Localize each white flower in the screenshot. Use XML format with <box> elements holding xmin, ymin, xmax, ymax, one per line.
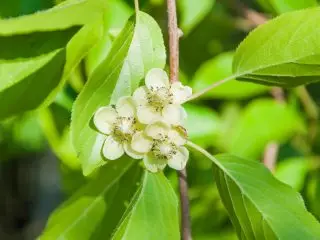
<box><xmin>131</xmin><ymin>121</ymin><xmax>189</xmax><ymax>172</ymax></box>
<box><xmin>93</xmin><ymin>96</ymin><xmax>144</xmax><ymax>160</ymax></box>
<box><xmin>132</xmin><ymin>68</ymin><xmax>192</xmax><ymax>125</ymax></box>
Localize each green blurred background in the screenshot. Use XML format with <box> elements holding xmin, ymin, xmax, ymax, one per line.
<box><xmin>0</xmin><ymin>0</ymin><xmax>319</xmax><ymax>239</ymax></box>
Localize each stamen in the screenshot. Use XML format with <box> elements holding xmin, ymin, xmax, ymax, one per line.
<box><xmin>151</xmin><ymin>138</ymin><xmax>179</xmax><ymax>161</ymax></box>
<box><xmin>146</xmin><ymin>86</ymin><xmax>173</xmax><ymax>112</ymax></box>
<box><xmin>111</xmin><ymin>116</ymin><xmax>137</xmax><ymax>143</ymax></box>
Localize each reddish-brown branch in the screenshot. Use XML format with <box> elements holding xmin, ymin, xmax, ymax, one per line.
<box><xmin>263</xmin><ymin>142</ymin><xmax>279</xmax><ymax>172</ymax></box>
<box><xmin>262</xmin><ymin>88</ymin><xmax>284</xmax><ymax>171</ymax></box>
<box><xmin>167</xmin><ymin>0</ymin><xmax>179</xmax><ymax>83</ymax></box>
<box><xmin>270</xmin><ymin>87</ymin><xmax>285</xmax><ymax>103</ymax></box>
<box><xmin>178</xmin><ymin>168</ymin><xmax>192</xmax><ymax>240</ymax></box>
<box><xmin>235</xmin><ymin>2</ymin><xmax>267</xmax><ymax>26</ymax></box>
<box><xmin>167</xmin><ymin>0</ymin><xmax>191</xmax><ymax>239</ymax></box>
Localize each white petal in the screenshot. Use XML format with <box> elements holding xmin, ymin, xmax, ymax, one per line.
<box><xmin>136</xmin><ymin>105</ymin><xmax>162</xmax><ymax>124</ymax></box>
<box><xmin>93</xmin><ymin>106</ymin><xmax>117</xmax><ymax>134</ymax></box>
<box><xmin>168</xmin><ymin>127</ymin><xmax>187</xmax><ymax>146</ymax></box>
<box><xmin>145</xmin><ymin>68</ymin><xmax>169</xmax><ymax>90</ymax></box>
<box><xmin>143</xmin><ymin>153</ymin><xmax>167</xmax><ymax>172</ymax></box>
<box><xmin>102</xmin><ymin>136</ymin><xmax>124</xmax><ymax>160</ymax></box>
<box><xmin>132</xmin><ymin>86</ymin><xmax>149</xmax><ymax>106</ymax></box>
<box><xmin>131</xmin><ymin>131</ymin><xmax>153</xmax><ymax>153</ymax></box>
<box><xmin>145</xmin><ymin>121</ymin><xmax>170</xmax><ymax>139</ymax></box>
<box><xmin>124</xmin><ymin>142</ymin><xmax>144</xmax><ymax>159</ymax></box>
<box><xmin>170</xmin><ymin>82</ymin><xmax>192</xmax><ymax>104</ymax></box>
<box><xmin>167</xmin><ymin>147</ymin><xmax>189</xmax><ymax>170</ymax></box>
<box><xmin>162</xmin><ymin>104</ymin><xmax>186</xmax><ymax>126</ymax></box>
<box><xmin>116</xmin><ymin>96</ymin><xmax>136</xmax><ymax>118</ymax></box>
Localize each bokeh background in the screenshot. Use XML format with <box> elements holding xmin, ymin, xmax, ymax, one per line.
<box><xmin>1</xmin><ymin>0</ymin><xmax>320</xmax><ymax>239</ymax></box>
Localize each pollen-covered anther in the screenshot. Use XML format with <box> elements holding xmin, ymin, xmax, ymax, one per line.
<box><xmin>132</xmin><ymin>68</ymin><xmax>192</xmax><ymax>125</ymax></box>
<box><xmin>131</xmin><ymin>121</ymin><xmax>189</xmax><ymax>172</ymax></box>
<box><xmin>93</xmin><ymin>96</ymin><xmax>144</xmax><ymax>161</ymax></box>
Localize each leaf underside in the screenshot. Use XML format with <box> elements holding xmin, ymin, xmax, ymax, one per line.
<box><xmin>213</xmin><ymin>154</ymin><xmax>320</xmax><ymax>240</ymax></box>
<box><xmin>233</xmin><ymin>7</ymin><xmax>320</xmax><ymax>87</ymax></box>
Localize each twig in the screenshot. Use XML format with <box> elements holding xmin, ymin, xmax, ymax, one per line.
<box><xmin>263</xmin><ymin>142</ymin><xmax>279</xmax><ymax>172</ymax></box>
<box><xmin>262</xmin><ymin>89</ymin><xmax>284</xmax><ymax>171</ymax></box>
<box><xmin>270</xmin><ymin>87</ymin><xmax>285</xmax><ymax>103</ymax></box>
<box><xmin>178</xmin><ymin>168</ymin><xmax>191</xmax><ymax>240</ymax></box>
<box><xmin>167</xmin><ymin>0</ymin><xmax>192</xmax><ymax>239</ymax></box>
<box><xmin>167</xmin><ymin>0</ymin><xmax>179</xmax><ymax>83</ymax></box>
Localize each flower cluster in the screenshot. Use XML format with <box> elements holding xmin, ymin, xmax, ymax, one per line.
<box><xmin>93</xmin><ymin>68</ymin><xmax>192</xmax><ymax>172</ymax></box>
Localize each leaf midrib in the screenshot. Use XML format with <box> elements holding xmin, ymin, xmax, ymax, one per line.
<box><xmin>50</xmin><ymin>162</ymin><xmax>134</xmax><ymax>239</ymax></box>
<box><xmin>192</xmin><ymin>147</ymin><xmax>310</xmax><ymax>238</ymax></box>
<box><xmin>215</xmin><ymin>159</ymin><xmax>316</xmax><ymax>238</ymax></box>
<box><xmin>75</xmin><ymin>25</ymin><xmax>134</xmax><ymax>144</ymax></box>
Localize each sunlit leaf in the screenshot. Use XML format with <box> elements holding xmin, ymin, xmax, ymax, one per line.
<box><xmin>85</xmin><ymin>0</ymin><xmax>133</xmax><ymax>77</ymax></box>
<box><xmin>233</xmin><ymin>8</ymin><xmax>320</xmax><ymax>87</ymax></box>
<box><xmin>0</xmin><ymin>0</ymin><xmax>104</xmax><ymax>34</ymax></box>
<box><xmin>256</xmin><ymin>0</ymin><xmax>318</xmax><ymax>14</ymax></box>
<box><xmin>213</xmin><ymin>154</ymin><xmax>320</xmax><ymax>239</ymax></box>
<box><xmin>179</xmin><ymin>0</ymin><xmax>215</xmax><ymax>34</ymax></box>
<box><xmin>40</xmin><ymin>159</ymin><xmax>142</xmax><ymax>239</ymax></box>
<box><xmin>112</xmin><ymin>172</ymin><xmax>180</xmax><ymax>240</ymax></box>
<box><xmin>0</xmin><ymin>0</ymin><xmax>105</xmax><ymax>119</ymax></box>
<box><xmin>187</xmin><ymin>145</ymin><xmax>320</xmax><ymax>239</ymax></box>
<box><xmin>71</xmin><ymin>11</ymin><xmax>166</xmax><ymax>175</ymax></box>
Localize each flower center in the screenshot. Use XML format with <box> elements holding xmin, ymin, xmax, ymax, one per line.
<box><xmin>147</xmin><ymin>87</ymin><xmax>173</xmax><ymax>111</ymax></box>
<box><xmin>151</xmin><ymin>139</ymin><xmax>177</xmax><ymax>160</ymax></box>
<box><xmin>112</xmin><ymin>117</ymin><xmax>136</xmax><ymax>142</ymax></box>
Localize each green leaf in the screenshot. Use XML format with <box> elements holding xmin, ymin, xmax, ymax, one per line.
<box><xmin>0</xmin><ymin>112</ymin><xmax>45</xmax><ymax>159</ymax></box>
<box><xmin>39</xmin><ymin>103</ymin><xmax>79</xmax><ymax>169</ymax></box>
<box><xmin>0</xmin><ymin>0</ymin><xmax>104</xmax><ymax>35</ymax></box>
<box><xmin>225</xmin><ymin>99</ymin><xmax>305</xmax><ymax>159</ymax></box>
<box><xmin>275</xmin><ymin>157</ymin><xmax>310</xmax><ymax>191</ymax></box>
<box><xmin>71</xmin><ymin>11</ymin><xmax>166</xmax><ymax>176</ymax></box>
<box><xmin>11</xmin><ymin>112</ymin><xmax>46</xmax><ymax>152</ymax></box>
<box><xmin>184</xmin><ymin>104</ymin><xmax>220</xmax><ymax>147</ymax></box>
<box><xmin>307</xmin><ymin>172</ymin><xmax>320</xmax><ymax>220</ymax></box>
<box><xmin>191</xmin><ymin>52</ymin><xmax>267</xmax><ymax>99</ymax></box>
<box><xmin>233</xmin><ymin>8</ymin><xmax>320</xmax><ymax>87</ymax></box>
<box><xmin>112</xmin><ymin>172</ymin><xmax>180</xmax><ymax>240</ymax></box>
<box><xmin>255</xmin><ymin>0</ymin><xmax>274</xmax><ymax>13</ymax></box>
<box><xmin>0</xmin><ymin>50</ymin><xmax>64</xmax><ymax>119</ymax></box>
<box><xmin>85</xmin><ymin>0</ymin><xmax>133</xmax><ymax>77</ymax></box>
<box><xmin>257</xmin><ymin>0</ymin><xmax>318</xmax><ymax>14</ymax></box>
<box><xmin>179</xmin><ymin>0</ymin><xmax>215</xmax><ymax>34</ymax></box>
<box><xmin>274</xmin><ymin>0</ymin><xmax>318</xmax><ymax>14</ymax></box>
<box><xmin>187</xmin><ymin>143</ymin><xmax>320</xmax><ymax>239</ymax></box>
<box><xmin>40</xmin><ymin>159</ymin><xmax>143</xmax><ymax>239</ymax></box>
<box><xmin>213</xmin><ymin>154</ymin><xmax>320</xmax><ymax>239</ymax></box>
<box><xmin>0</xmin><ymin>0</ymin><xmax>105</xmax><ymax>120</ymax></box>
